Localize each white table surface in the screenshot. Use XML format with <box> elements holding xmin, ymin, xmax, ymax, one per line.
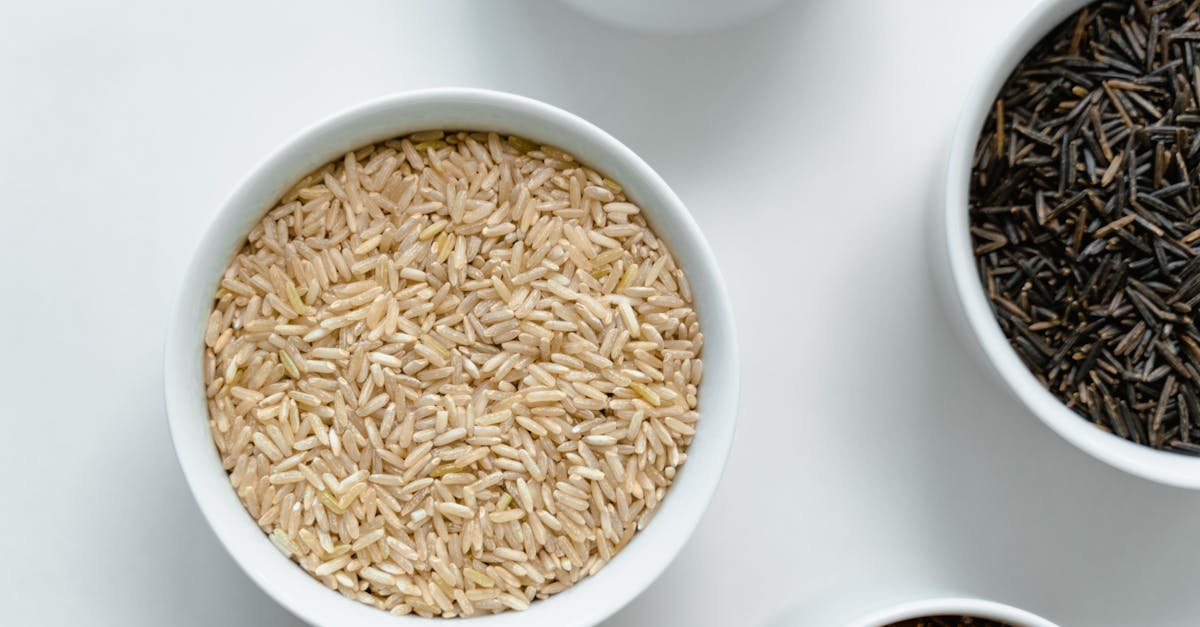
<box><xmin>5</xmin><ymin>1</ymin><xmax>1199</xmax><ymax>625</ymax></box>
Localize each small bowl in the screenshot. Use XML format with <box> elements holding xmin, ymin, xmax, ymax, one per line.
<box><xmin>937</xmin><ymin>0</ymin><xmax>1200</xmax><ymax>488</ymax></box>
<box><xmin>847</xmin><ymin>597</ymin><xmax>1058</xmax><ymax>627</ymax></box>
<box><xmin>164</xmin><ymin>88</ymin><xmax>739</xmax><ymax>626</ymax></box>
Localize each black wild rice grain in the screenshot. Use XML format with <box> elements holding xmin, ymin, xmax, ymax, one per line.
<box><xmin>970</xmin><ymin>0</ymin><xmax>1200</xmax><ymax>453</ymax></box>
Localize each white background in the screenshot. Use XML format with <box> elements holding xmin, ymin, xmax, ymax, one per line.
<box><xmin>3</xmin><ymin>1</ymin><xmax>1199</xmax><ymax>625</ymax></box>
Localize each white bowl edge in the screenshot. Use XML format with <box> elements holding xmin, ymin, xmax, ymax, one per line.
<box><xmin>845</xmin><ymin>597</ymin><xmax>1059</xmax><ymax>627</ymax></box>
<box><xmin>164</xmin><ymin>88</ymin><xmax>740</xmax><ymax>626</ymax></box>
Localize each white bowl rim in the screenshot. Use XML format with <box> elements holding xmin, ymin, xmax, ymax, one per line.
<box><xmin>845</xmin><ymin>596</ymin><xmax>1058</xmax><ymax>627</ymax></box>
<box><xmin>164</xmin><ymin>87</ymin><xmax>740</xmax><ymax>626</ymax></box>
<box><xmin>943</xmin><ymin>0</ymin><xmax>1200</xmax><ymax>489</ymax></box>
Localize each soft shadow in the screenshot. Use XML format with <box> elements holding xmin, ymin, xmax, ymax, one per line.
<box><xmin>896</xmin><ymin>153</ymin><xmax>1200</xmax><ymax>626</ymax></box>
<box><xmin>755</xmin><ymin>147</ymin><xmax>1200</xmax><ymax>627</ymax></box>
<box><xmin>458</xmin><ymin>0</ymin><xmax>832</xmax><ymax>220</ymax></box>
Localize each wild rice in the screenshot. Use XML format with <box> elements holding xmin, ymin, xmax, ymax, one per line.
<box><xmin>204</xmin><ymin>130</ymin><xmax>703</xmax><ymax>617</ymax></box>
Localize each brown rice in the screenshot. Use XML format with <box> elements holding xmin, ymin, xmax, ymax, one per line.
<box><xmin>204</xmin><ymin>130</ymin><xmax>702</xmax><ymax>617</ymax></box>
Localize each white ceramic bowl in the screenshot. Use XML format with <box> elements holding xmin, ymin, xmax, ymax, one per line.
<box><xmin>846</xmin><ymin>597</ymin><xmax>1058</xmax><ymax>627</ymax></box>
<box><xmin>937</xmin><ymin>0</ymin><xmax>1200</xmax><ymax>489</ymax></box>
<box><xmin>164</xmin><ymin>88</ymin><xmax>739</xmax><ymax>626</ymax></box>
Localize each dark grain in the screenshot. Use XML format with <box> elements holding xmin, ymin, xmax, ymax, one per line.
<box><xmin>970</xmin><ymin>0</ymin><xmax>1200</xmax><ymax>452</ymax></box>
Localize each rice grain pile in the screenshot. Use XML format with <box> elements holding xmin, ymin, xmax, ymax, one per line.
<box><xmin>203</xmin><ymin>130</ymin><xmax>702</xmax><ymax>617</ymax></box>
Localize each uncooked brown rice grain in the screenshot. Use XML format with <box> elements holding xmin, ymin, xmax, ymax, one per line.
<box><xmin>204</xmin><ymin>131</ymin><xmax>702</xmax><ymax>618</ymax></box>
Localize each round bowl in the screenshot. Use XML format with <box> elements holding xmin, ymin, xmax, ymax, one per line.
<box><xmin>938</xmin><ymin>0</ymin><xmax>1200</xmax><ymax>488</ymax></box>
<box><xmin>846</xmin><ymin>597</ymin><xmax>1058</xmax><ymax>627</ymax></box>
<box><xmin>164</xmin><ymin>88</ymin><xmax>739</xmax><ymax>626</ymax></box>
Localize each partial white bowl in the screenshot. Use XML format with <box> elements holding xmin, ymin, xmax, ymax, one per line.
<box><xmin>847</xmin><ymin>597</ymin><xmax>1058</xmax><ymax>627</ymax></box>
<box><xmin>164</xmin><ymin>88</ymin><xmax>739</xmax><ymax>626</ymax></box>
<box><xmin>559</xmin><ymin>0</ymin><xmax>786</xmax><ymax>34</ymax></box>
<box><xmin>937</xmin><ymin>0</ymin><xmax>1200</xmax><ymax>488</ymax></box>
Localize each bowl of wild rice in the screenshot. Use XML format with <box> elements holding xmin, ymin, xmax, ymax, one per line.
<box><xmin>846</xmin><ymin>598</ymin><xmax>1057</xmax><ymax>627</ymax></box>
<box><xmin>164</xmin><ymin>88</ymin><xmax>738</xmax><ymax>625</ymax></box>
<box><xmin>939</xmin><ymin>0</ymin><xmax>1200</xmax><ymax>487</ymax></box>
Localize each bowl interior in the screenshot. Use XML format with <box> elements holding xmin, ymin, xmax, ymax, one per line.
<box><xmin>164</xmin><ymin>89</ymin><xmax>739</xmax><ymax>626</ymax></box>
<box><xmin>943</xmin><ymin>0</ymin><xmax>1200</xmax><ymax>488</ymax></box>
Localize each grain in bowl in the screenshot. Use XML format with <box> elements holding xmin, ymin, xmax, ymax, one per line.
<box><xmin>203</xmin><ymin>130</ymin><xmax>702</xmax><ymax>617</ymax></box>
<box><xmin>969</xmin><ymin>1</ymin><xmax>1200</xmax><ymax>453</ymax></box>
